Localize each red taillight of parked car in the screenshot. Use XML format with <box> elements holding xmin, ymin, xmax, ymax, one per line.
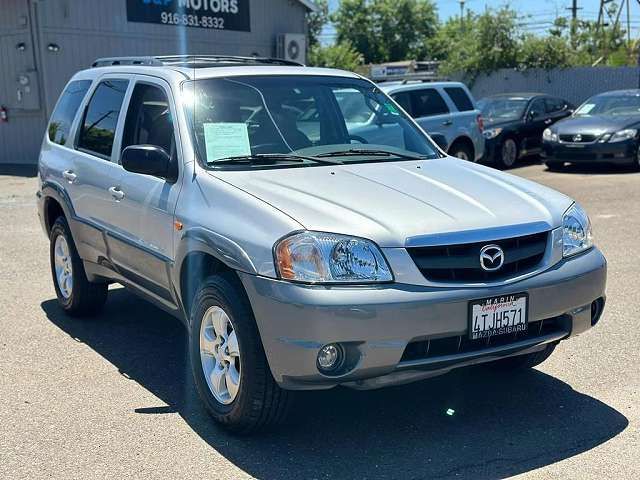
<box><xmin>476</xmin><ymin>114</ymin><xmax>484</xmax><ymax>132</ymax></box>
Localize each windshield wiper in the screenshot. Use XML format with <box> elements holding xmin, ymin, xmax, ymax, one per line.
<box><xmin>315</xmin><ymin>148</ymin><xmax>425</xmax><ymax>160</ymax></box>
<box><xmin>212</xmin><ymin>153</ymin><xmax>342</xmax><ymax>166</ymax></box>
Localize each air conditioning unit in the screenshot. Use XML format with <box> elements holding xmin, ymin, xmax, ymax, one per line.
<box><xmin>276</xmin><ymin>33</ymin><xmax>306</xmax><ymax>64</ymax></box>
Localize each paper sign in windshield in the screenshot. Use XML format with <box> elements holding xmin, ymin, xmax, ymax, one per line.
<box><xmin>576</xmin><ymin>103</ymin><xmax>595</xmax><ymax>115</ymax></box>
<box><xmin>203</xmin><ymin>123</ymin><xmax>251</xmax><ymax>162</ymax></box>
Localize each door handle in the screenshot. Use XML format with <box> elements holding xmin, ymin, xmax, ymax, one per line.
<box><xmin>62</xmin><ymin>170</ymin><xmax>77</xmax><ymax>183</ymax></box>
<box><xmin>108</xmin><ymin>186</ymin><xmax>125</xmax><ymax>201</ymax></box>
<box><xmin>442</xmin><ymin>120</ymin><xmax>453</xmax><ymax>126</ymax></box>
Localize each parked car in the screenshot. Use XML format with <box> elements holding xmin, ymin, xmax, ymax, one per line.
<box><xmin>379</xmin><ymin>81</ymin><xmax>485</xmax><ymax>162</ymax></box>
<box><xmin>542</xmin><ymin>89</ymin><xmax>640</xmax><ymax>170</ymax></box>
<box><xmin>478</xmin><ymin>93</ymin><xmax>574</xmax><ymax>168</ymax></box>
<box><xmin>38</xmin><ymin>56</ymin><xmax>606</xmax><ymax>433</ymax></box>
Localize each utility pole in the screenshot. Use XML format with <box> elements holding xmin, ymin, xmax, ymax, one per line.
<box><xmin>459</xmin><ymin>0</ymin><xmax>465</xmax><ymax>31</ymax></box>
<box><xmin>567</xmin><ymin>0</ymin><xmax>582</xmax><ymax>48</ymax></box>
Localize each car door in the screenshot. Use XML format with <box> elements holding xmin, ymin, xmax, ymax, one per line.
<box><xmin>106</xmin><ymin>76</ymin><xmax>182</xmax><ymax>303</ymax></box>
<box><xmin>404</xmin><ymin>87</ymin><xmax>453</xmax><ymax>147</ymax></box>
<box><xmin>71</xmin><ymin>76</ymin><xmax>132</xmax><ymax>264</ymax></box>
<box><xmin>521</xmin><ymin>97</ymin><xmax>548</xmax><ymax>155</ymax></box>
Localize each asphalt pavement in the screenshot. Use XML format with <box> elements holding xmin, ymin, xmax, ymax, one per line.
<box><xmin>0</xmin><ymin>160</ymin><xmax>638</xmax><ymax>480</ymax></box>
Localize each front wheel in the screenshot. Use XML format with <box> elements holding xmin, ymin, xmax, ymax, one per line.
<box><xmin>49</xmin><ymin>216</ymin><xmax>108</xmax><ymax>316</ymax></box>
<box><xmin>189</xmin><ymin>274</ymin><xmax>293</xmax><ymax>433</ymax></box>
<box><xmin>545</xmin><ymin>161</ymin><xmax>565</xmax><ymax>171</ymax></box>
<box><xmin>498</xmin><ymin>138</ymin><xmax>518</xmax><ymax>169</ymax></box>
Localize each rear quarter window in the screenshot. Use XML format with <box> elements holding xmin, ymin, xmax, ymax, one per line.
<box><xmin>444</xmin><ymin>87</ymin><xmax>475</xmax><ymax>112</ymax></box>
<box><xmin>47</xmin><ymin>80</ymin><xmax>92</xmax><ymax>146</ymax></box>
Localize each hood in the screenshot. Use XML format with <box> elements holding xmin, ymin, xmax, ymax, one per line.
<box><xmin>554</xmin><ymin>114</ymin><xmax>640</xmax><ymax>136</ymax></box>
<box><xmin>210</xmin><ymin>158</ymin><xmax>573</xmax><ymax>247</ymax></box>
<box><xmin>483</xmin><ymin>117</ymin><xmax>522</xmax><ymax>129</ymax></box>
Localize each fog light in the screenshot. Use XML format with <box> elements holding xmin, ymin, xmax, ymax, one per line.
<box><xmin>317</xmin><ymin>343</ymin><xmax>343</xmax><ymax>372</ymax></box>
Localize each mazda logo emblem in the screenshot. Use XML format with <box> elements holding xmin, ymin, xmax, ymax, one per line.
<box><xmin>479</xmin><ymin>244</ymin><xmax>505</xmax><ymax>271</ymax></box>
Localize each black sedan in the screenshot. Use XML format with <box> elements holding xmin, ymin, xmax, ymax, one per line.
<box><xmin>542</xmin><ymin>89</ymin><xmax>640</xmax><ymax>171</ymax></box>
<box><xmin>478</xmin><ymin>93</ymin><xmax>573</xmax><ymax>168</ymax></box>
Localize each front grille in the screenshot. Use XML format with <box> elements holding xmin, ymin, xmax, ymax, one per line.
<box><xmin>559</xmin><ymin>134</ymin><xmax>597</xmax><ymax>143</ymax></box>
<box><xmin>407</xmin><ymin>231</ymin><xmax>548</xmax><ymax>283</ymax></box>
<box><xmin>400</xmin><ymin>316</ymin><xmax>567</xmax><ymax>363</ymax></box>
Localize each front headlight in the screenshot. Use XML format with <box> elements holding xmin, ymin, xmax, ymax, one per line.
<box><xmin>275</xmin><ymin>231</ymin><xmax>393</xmax><ymax>284</ymax></box>
<box><xmin>483</xmin><ymin>127</ymin><xmax>502</xmax><ymax>139</ymax></box>
<box><xmin>562</xmin><ymin>203</ymin><xmax>593</xmax><ymax>257</ymax></box>
<box><xmin>543</xmin><ymin>128</ymin><xmax>558</xmax><ymax>142</ymax></box>
<box><xmin>609</xmin><ymin>128</ymin><xmax>637</xmax><ymax>143</ymax></box>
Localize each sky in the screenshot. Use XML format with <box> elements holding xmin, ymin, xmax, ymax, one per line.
<box><xmin>320</xmin><ymin>0</ymin><xmax>640</xmax><ymax>44</ymax></box>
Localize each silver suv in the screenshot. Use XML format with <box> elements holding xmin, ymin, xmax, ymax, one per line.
<box><xmin>379</xmin><ymin>81</ymin><xmax>485</xmax><ymax>162</ymax></box>
<box><xmin>38</xmin><ymin>56</ymin><xmax>606</xmax><ymax>433</ymax></box>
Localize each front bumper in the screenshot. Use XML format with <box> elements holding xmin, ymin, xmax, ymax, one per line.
<box><xmin>240</xmin><ymin>247</ymin><xmax>606</xmax><ymax>390</ymax></box>
<box><xmin>542</xmin><ymin>138</ymin><xmax>636</xmax><ymax>164</ymax></box>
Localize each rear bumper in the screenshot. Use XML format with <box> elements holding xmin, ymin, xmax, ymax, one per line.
<box><xmin>240</xmin><ymin>247</ymin><xmax>607</xmax><ymax>390</ymax></box>
<box><xmin>542</xmin><ymin>139</ymin><xmax>636</xmax><ymax>164</ymax></box>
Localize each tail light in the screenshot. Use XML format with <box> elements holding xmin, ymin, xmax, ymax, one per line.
<box><xmin>0</xmin><ymin>106</ymin><xmax>7</xmax><ymax>123</ymax></box>
<box><xmin>476</xmin><ymin>114</ymin><xmax>484</xmax><ymax>132</ymax></box>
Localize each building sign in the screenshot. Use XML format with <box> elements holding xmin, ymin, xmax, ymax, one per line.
<box><xmin>126</xmin><ymin>0</ymin><xmax>251</xmax><ymax>32</ymax></box>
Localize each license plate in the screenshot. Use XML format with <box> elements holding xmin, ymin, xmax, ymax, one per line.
<box><xmin>469</xmin><ymin>293</ymin><xmax>528</xmax><ymax>340</ymax></box>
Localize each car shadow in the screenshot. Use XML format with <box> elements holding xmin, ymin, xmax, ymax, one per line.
<box><xmin>546</xmin><ymin>162</ymin><xmax>639</xmax><ymax>175</ymax></box>
<box><xmin>41</xmin><ymin>289</ymin><xmax>628</xmax><ymax>480</ymax></box>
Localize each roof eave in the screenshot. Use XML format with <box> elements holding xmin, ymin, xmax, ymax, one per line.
<box><xmin>297</xmin><ymin>0</ymin><xmax>319</xmax><ymax>12</ymax></box>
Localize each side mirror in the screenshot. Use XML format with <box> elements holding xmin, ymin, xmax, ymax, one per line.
<box><xmin>121</xmin><ymin>145</ymin><xmax>177</xmax><ymax>182</ymax></box>
<box><xmin>430</xmin><ymin>133</ymin><xmax>448</xmax><ymax>151</ymax></box>
<box><xmin>527</xmin><ymin>110</ymin><xmax>539</xmax><ymax>121</ymax></box>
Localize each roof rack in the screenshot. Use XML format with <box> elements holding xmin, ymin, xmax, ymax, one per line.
<box><xmin>92</xmin><ymin>55</ymin><xmax>304</xmax><ymax>68</ymax></box>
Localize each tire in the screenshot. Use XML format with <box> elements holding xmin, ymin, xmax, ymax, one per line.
<box><xmin>49</xmin><ymin>216</ymin><xmax>108</xmax><ymax>317</ymax></box>
<box><xmin>491</xmin><ymin>343</ymin><xmax>556</xmax><ymax>370</ymax></box>
<box><xmin>189</xmin><ymin>273</ymin><xmax>293</xmax><ymax>434</ymax></box>
<box><xmin>631</xmin><ymin>144</ymin><xmax>640</xmax><ymax>171</ymax></box>
<box><xmin>497</xmin><ymin>137</ymin><xmax>518</xmax><ymax>169</ymax></box>
<box><xmin>449</xmin><ymin>142</ymin><xmax>474</xmax><ymax>162</ymax></box>
<box><xmin>545</xmin><ymin>161</ymin><xmax>565</xmax><ymax>171</ymax></box>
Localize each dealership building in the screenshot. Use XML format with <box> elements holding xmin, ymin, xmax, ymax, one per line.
<box><xmin>0</xmin><ymin>0</ymin><xmax>316</xmax><ymax>164</ymax></box>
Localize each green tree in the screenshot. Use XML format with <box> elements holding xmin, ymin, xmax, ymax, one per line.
<box><xmin>518</xmin><ymin>35</ymin><xmax>572</xmax><ymax>70</ymax></box>
<box><xmin>332</xmin><ymin>0</ymin><xmax>438</xmax><ymax>64</ymax></box>
<box><xmin>307</xmin><ymin>0</ymin><xmax>329</xmax><ymax>47</ymax></box>
<box><xmin>308</xmin><ymin>42</ymin><xmax>364</xmax><ymax>71</ymax></box>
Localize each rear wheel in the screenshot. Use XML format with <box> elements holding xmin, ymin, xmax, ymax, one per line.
<box><xmin>449</xmin><ymin>142</ymin><xmax>474</xmax><ymax>162</ymax></box>
<box><xmin>189</xmin><ymin>274</ymin><xmax>293</xmax><ymax>434</ymax></box>
<box><xmin>491</xmin><ymin>343</ymin><xmax>556</xmax><ymax>370</ymax></box>
<box><xmin>498</xmin><ymin>138</ymin><xmax>518</xmax><ymax>169</ymax></box>
<box><xmin>49</xmin><ymin>216</ymin><xmax>108</xmax><ymax>316</ymax></box>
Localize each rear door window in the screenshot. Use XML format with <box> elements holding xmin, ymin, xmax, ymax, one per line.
<box><xmin>410</xmin><ymin>88</ymin><xmax>450</xmax><ymax>117</ymax></box>
<box><xmin>77</xmin><ymin>79</ymin><xmax>129</xmax><ymax>159</ymax></box>
<box><xmin>48</xmin><ymin>80</ymin><xmax>92</xmax><ymax>146</ymax></box>
<box><xmin>444</xmin><ymin>87</ymin><xmax>474</xmax><ymax>112</ymax></box>
<box><xmin>391</xmin><ymin>92</ymin><xmax>412</xmax><ymax>115</ymax></box>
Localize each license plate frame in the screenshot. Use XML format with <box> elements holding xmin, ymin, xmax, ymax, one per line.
<box><xmin>468</xmin><ymin>293</ymin><xmax>529</xmax><ymax>340</ymax></box>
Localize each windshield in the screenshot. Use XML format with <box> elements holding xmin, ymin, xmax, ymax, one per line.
<box><xmin>183</xmin><ymin>75</ymin><xmax>438</xmax><ymax>167</ymax></box>
<box><xmin>574</xmin><ymin>93</ymin><xmax>640</xmax><ymax>117</ymax></box>
<box><xmin>478</xmin><ymin>97</ymin><xmax>528</xmax><ymax>123</ymax></box>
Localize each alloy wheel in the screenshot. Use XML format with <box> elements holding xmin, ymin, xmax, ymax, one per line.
<box><xmin>54</xmin><ymin>235</ymin><xmax>73</xmax><ymax>299</ymax></box>
<box><xmin>199</xmin><ymin>306</ymin><xmax>241</xmax><ymax>405</ymax></box>
<box><xmin>501</xmin><ymin>139</ymin><xmax>517</xmax><ymax>167</ymax></box>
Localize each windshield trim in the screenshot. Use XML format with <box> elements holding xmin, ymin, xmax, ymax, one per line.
<box><xmin>180</xmin><ymin>75</ymin><xmax>443</xmax><ymax>171</ymax></box>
